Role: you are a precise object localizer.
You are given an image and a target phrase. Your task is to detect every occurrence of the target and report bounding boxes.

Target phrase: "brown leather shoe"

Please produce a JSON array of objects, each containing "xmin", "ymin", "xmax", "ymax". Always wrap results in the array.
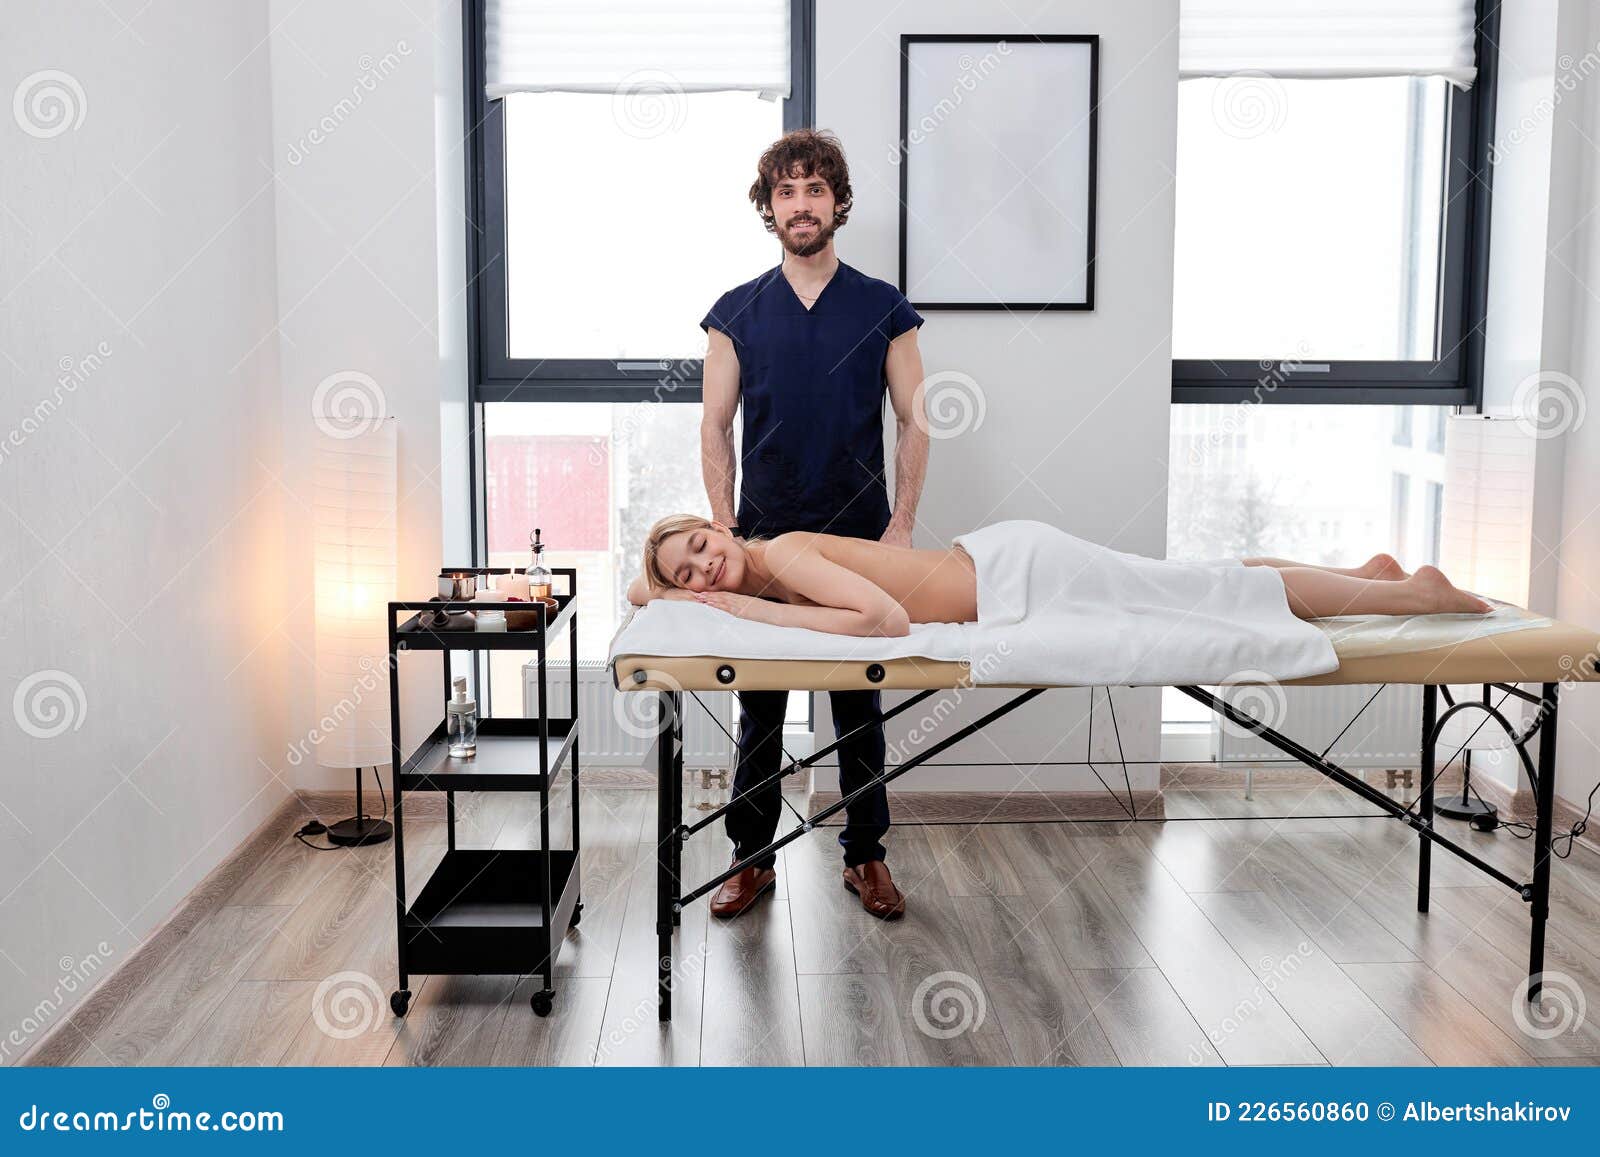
[
  {"xmin": 843, "ymin": 861, "xmax": 906, "ymax": 920},
  {"xmin": 709, "ymin": 859, "xmax": 777, "ymax": 919}
]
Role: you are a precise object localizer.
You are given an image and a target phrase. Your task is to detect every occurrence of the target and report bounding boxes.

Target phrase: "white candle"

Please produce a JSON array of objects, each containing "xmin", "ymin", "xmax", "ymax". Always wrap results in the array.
[{"xmin": 494, "ymin": 572, "xmax": 532, "ymax": 600}]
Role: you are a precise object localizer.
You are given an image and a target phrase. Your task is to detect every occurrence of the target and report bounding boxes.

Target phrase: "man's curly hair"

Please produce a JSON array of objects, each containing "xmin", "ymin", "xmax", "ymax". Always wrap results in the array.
[{"xmin": 748, "ymin": 128, "xmax": 853, "ymax": 234}]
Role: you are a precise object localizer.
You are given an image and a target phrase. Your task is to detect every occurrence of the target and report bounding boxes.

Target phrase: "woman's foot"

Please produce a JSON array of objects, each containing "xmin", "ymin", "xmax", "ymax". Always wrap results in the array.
[
  {"xmin": 1360, "ymin": 553, "xmax": 1409, "ymax": 581},
  {"xmin": 1410, "ymin": 565, "xmax": 1492, "ymax": 614}
]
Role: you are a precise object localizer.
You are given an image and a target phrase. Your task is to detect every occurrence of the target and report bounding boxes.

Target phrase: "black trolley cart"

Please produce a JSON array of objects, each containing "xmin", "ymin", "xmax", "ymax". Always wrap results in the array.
[{"xmin": 384, "ymin": 567, "xmax": 580, "ymax": 1018}]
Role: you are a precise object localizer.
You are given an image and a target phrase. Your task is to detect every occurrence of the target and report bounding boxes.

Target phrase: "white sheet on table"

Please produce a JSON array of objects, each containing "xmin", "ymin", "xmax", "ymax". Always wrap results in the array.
[{"xmin": 950, "ymin": 520, "xmax": 1338, "ymax": 685}]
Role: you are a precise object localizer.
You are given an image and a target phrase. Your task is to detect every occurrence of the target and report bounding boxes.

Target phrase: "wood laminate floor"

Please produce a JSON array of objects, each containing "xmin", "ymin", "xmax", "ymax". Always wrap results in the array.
[{"xmin": 37, "ymin": 781, "xmax": 1600, "ymax": 1067}]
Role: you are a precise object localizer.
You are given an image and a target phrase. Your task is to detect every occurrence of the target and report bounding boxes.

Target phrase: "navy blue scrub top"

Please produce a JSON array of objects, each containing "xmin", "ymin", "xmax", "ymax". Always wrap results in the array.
[{"xmin": 700, "ymin": 261, "xmax": 923, "ymax": 540}]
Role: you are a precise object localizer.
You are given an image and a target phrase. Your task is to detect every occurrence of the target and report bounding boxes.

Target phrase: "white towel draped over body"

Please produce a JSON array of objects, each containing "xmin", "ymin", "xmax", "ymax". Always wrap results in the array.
[
  {"xmin": 951, "ymin": 520, "xmax": 1338, "ymax": 686},
  {"xmin": 609, "ymin": 519, "xmax": 1341, "ymax": 686}
]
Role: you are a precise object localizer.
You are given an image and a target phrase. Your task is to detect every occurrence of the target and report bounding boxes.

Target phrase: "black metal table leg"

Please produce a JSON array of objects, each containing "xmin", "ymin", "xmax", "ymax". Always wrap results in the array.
[
  {"xmin": 389, "ymin": 629, "xmax": 410, "ymax": 1016},
  {"xmin": 1527, "ymin": 683, "xmax": 1559, "ymax": 1001},
  {"xmin": 570, "ymin": 617, "xmax": 581, "ymax": 866},
  {"xmin": 656, "ymin": 689, "xmax": 680, "ymax": 1021},
  {"xmin": 671, "ymin": 703, "xmax": 683, "ymax": 927},
  {"xmin": 1418, "ymin": 684, "xmax": 1437, "ymax": 912}
]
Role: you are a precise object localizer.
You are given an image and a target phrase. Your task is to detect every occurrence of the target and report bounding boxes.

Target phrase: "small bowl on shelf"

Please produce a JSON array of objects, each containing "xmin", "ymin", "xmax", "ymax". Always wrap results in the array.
[{"xmin": 504, "ymin": 595, "xmax": 559, "ymax": 630}]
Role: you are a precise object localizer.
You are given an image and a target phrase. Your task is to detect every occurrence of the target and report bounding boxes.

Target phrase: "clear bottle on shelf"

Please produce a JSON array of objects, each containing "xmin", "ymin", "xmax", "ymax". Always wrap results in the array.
[
  {"xmin": 446, "ymin": 674, "xmax": 478, "ymax": 758},
  {"xmin": 527, "ymin": 527, "xmax": 552, "ymax": 600}
]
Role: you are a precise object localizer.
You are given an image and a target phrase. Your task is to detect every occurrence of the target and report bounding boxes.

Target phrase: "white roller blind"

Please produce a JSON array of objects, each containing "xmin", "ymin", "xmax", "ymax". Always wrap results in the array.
[
  {"xmin": 485, "ymin": 0, "xmax": 790, "ymax": 100},
  {"xmin": 1179, "ymin": 0, "xmax": 1478, "ymax": 88}
]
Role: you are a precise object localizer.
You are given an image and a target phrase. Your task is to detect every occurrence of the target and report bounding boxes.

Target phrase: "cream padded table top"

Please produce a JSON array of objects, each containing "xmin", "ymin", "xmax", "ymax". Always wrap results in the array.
[{"xmin": 611, "ymin": 605, "xmax": 1600, "ymax": 692}]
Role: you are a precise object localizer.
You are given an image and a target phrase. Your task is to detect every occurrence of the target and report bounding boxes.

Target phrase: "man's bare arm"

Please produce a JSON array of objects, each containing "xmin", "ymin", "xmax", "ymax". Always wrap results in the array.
[
  {"xmin": 883, "ymin": 327, "xmax": 929, "ymax": 546},
  {"xmin": 701, "ymin": 328, "xmax": 741, "ymax": 528}
]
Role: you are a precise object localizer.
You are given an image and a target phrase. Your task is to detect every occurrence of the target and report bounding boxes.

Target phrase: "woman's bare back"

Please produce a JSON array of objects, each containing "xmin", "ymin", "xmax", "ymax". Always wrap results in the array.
[{"xmin": 753, "ymin": 533, "xmax": 978, "ymax": 624}]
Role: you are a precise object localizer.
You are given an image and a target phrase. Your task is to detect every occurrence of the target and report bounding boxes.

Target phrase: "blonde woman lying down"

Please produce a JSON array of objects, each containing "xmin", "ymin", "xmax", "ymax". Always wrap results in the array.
[{"xmin": 627, "ymin": 514, "xmax": 1491, "ymax": 639}]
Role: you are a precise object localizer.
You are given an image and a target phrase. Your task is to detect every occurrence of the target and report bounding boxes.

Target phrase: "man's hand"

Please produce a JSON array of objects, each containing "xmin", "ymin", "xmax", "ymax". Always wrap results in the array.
[{"xmin": 879, "ymin": 522, "xmax": 913, "ymax": 548}]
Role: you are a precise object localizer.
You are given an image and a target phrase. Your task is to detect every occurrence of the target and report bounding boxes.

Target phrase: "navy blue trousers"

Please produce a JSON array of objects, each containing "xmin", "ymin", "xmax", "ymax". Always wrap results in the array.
[{"xmin": 725, "ymin": 688, "xmax": 890, "ymax": 868}]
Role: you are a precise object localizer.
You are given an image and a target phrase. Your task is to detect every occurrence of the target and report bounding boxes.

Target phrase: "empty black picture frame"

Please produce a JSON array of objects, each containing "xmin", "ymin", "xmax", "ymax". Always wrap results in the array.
[{"xmin": 898, "ymin": 34, "xmax": 1099, "ymax": 311}]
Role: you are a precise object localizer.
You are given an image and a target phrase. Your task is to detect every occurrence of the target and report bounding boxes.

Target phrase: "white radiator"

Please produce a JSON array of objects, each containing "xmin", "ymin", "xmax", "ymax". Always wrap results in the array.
[
  {"xmin": 523, "ymin": 661, "xmax": 737, "ymax": 771},
  {"xmin": 1214, "ymin": 683, "xmax": 1422, "ymax": 769}
]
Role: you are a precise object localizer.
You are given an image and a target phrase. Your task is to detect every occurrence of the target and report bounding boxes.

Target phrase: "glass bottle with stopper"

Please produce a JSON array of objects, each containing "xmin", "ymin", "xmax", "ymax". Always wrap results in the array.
[{"xmin": 527, "ymin": 527, "xmax": 552, "ymax": 599}]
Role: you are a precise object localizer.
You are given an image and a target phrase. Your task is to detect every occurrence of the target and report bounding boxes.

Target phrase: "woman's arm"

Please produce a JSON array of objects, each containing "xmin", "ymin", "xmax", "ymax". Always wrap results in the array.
[
  {"xmin": 626, "ymin": 573, "xmax": 696, "ymax": 607},
  {"xmin": 698, "ymin": 534, "xmax": 910, "ymax": 637}
]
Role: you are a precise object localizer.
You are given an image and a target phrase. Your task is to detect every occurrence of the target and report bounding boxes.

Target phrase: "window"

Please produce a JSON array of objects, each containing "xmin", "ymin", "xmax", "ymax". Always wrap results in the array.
[
  {"xmin": 465, "ymin": 0, "xmax": 813, "ymax": 400},
  {"xmin": 481, "ymin": 400, "xmax": 811, "ymax": 726},
  {"xmin": 1426, "ymin": 406, "xmax": 1447, "ymax": 452},
  {"xmin": 502, "ymin": 91, "xmax": 783, "ymax": 362},
  {"xmin": 482, "ymin": 400, "xmax": 702, "ymax": 665},
  {"xmin": 1391, "ymin": 473, "xmax": 1411, "ymax": 560},
  {"xmin": 465, "ymin": 1, "xmax": 815, "ymax": 709},
  {"xmin": 1172, "ymin": 2, "xmax": 1498, "ymax": 405},
  {"xmin": 1393, "ymin": 405, "xmax": 1414, "ymax": 447},
  {"xmin": 1425, "ymin": 480, "xmax": 1445, "ymax": 566},
  {"xmin": 1168, "ymin": 405, "xmax": 1446, "ymax": 572}
]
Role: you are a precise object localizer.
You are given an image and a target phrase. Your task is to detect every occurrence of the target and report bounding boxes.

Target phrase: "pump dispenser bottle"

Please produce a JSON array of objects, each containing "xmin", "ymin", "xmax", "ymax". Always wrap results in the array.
[{"xmin": 446, "ymin": 675, "xmax": 478, "ymax": 758}]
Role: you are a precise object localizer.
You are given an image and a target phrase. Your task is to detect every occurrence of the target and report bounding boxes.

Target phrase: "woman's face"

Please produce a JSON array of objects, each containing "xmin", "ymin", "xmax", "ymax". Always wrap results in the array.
[{"xmin": 657, "ymin": 525, "xmax": 745, "ymax": 593}]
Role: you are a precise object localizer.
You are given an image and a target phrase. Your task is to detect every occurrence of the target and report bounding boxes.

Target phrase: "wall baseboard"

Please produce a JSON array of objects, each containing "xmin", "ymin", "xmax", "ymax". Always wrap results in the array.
[{"xmin": 1162, "ymin": 761, "xmax": 1467, "ymax": 793}]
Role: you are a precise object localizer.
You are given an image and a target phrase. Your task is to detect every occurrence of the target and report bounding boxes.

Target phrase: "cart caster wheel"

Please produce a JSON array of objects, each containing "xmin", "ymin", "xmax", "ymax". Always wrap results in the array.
[
  {"xmin": 390, "ymin": 990, "xmax": 411, "ymax": 1017},
  {"xmin": 569, "ymin": 902, "xmax": 583, "ymax": 928},
  {"xmin": 530, "ymin": 989, "xmax": 555, "ymax": 1017}
]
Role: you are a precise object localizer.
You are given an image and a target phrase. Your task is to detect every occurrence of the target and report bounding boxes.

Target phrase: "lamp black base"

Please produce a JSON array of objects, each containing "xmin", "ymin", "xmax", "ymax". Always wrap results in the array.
[
  {"xmin": 326, "ymin": 816, "xmax": 394, "ymax": 847},
  {"xmin": 1435, "ymin": 796, "xmax": 1497, "ymax": 823}
]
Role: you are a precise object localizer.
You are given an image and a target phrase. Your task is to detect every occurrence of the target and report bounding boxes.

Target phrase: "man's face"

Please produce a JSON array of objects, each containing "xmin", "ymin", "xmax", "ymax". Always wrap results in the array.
[{"xmin": 770, "ymin": 167, "xmax": 837, "ymax": 256}]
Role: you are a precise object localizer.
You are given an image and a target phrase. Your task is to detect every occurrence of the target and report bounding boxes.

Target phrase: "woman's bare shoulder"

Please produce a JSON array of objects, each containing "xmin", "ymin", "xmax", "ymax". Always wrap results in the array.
[{"xmin": 763, "ymin": 530, "xmax": 825, "ymax": 556}]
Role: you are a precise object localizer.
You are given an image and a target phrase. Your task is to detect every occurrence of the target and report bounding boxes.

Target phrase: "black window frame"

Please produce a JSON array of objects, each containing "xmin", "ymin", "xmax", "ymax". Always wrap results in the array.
[
  {"xmin": 462, "ymin": 0, "xmax": 815, "ymax": 405},
  {"xmin": 1171, "ymin": 0, "xmax": 1500, "ymax": 407}
]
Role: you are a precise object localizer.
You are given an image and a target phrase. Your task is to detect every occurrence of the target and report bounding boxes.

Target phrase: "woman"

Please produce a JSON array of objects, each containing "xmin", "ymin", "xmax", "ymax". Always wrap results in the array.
[{"xmin": 629, "ymin": 514, "xmax": 1491, "ymax": 638}]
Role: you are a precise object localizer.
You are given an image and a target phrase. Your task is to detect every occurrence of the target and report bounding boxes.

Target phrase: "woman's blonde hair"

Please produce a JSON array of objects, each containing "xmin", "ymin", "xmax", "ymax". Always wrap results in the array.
[{"xmin": 641, "ymin": 514, "xmax": 718, "ymax": 591}]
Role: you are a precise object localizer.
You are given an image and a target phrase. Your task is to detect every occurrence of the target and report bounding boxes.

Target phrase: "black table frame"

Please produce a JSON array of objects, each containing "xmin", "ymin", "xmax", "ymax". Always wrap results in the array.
[{"xmin": 643, "ymin": 675, "xmax": 1565, "ymax": 1022}]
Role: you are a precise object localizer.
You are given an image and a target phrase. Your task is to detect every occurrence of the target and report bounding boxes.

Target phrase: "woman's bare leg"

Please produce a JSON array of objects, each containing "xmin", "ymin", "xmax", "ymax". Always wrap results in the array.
[
  {"xmin": 1277, "ymin": 565, "xmax": 1490, "ymax": 620},
  {"xmin": 1243, "ymin": 553, "xmax": 1408, "ymax": 580}
]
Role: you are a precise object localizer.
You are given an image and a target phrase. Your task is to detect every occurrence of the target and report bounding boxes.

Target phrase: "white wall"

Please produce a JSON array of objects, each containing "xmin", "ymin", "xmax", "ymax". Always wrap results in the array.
[
  {"xmin": 1542, "ymin": 0, "xmax": 1600, "ymax": 812},
  {"xmin": 0, "ymin": 2, "xmax": 287, "ymax": 1058},
  {"xmin": 812, "ymin": 0, "xmax": 1179, "ymax": 790},
  {"xmin": 1473, "ymin": 0, "xmax": 1600, "ymax": 804},
  {"xmin": 266, "ymin": 0, "xmax": 471, "ymax": 791}
]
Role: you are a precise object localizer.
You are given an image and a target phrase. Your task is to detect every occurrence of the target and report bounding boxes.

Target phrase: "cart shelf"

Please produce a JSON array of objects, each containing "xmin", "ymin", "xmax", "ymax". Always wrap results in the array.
[
  {"xmin": 393, "ymin": 593, "xmax": 576, "ymax": 651},
  {"xmin": 402, "ymin": 848, "xmax": 581, "ymax": 976},
  {"xmin": 399, "ymin": 717, "xmax": 576, "ymax": 792}
]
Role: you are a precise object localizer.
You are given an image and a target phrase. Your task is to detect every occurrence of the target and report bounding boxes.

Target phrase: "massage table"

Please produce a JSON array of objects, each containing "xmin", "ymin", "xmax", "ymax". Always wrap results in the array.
[{"xmin": 611, "ymin": 608, "xmax": 1600, "ymax": 1022}]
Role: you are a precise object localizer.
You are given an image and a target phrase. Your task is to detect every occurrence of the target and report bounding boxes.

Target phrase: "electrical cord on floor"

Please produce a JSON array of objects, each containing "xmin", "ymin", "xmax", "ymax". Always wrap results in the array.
[
  {"xmin": 292, "ymin": 766, "xmax": 393, "ymax": 852},
  {"xmin": 294, "ymin": 819, "xmax": 342, "ymax": 852},
  {"xmin": 1549, "ymin": 780, "xmax": 1597, "ymax": 858},
  {"xmin": 1449, "ymin": 775, "xmax": 1600, "ymax": 861}
]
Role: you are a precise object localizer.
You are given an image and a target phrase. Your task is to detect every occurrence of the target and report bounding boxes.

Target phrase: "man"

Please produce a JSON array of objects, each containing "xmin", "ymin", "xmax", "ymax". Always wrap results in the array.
[{"xmin": 697, "ymin": 128, "xmax": 929, "ymax": 920}]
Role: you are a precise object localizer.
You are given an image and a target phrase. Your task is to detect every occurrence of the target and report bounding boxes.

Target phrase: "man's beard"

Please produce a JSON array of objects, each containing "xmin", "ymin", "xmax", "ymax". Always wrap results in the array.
[{"xmin": 778, "ymin": 215, "xmax": 836, "ymax": 257}]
